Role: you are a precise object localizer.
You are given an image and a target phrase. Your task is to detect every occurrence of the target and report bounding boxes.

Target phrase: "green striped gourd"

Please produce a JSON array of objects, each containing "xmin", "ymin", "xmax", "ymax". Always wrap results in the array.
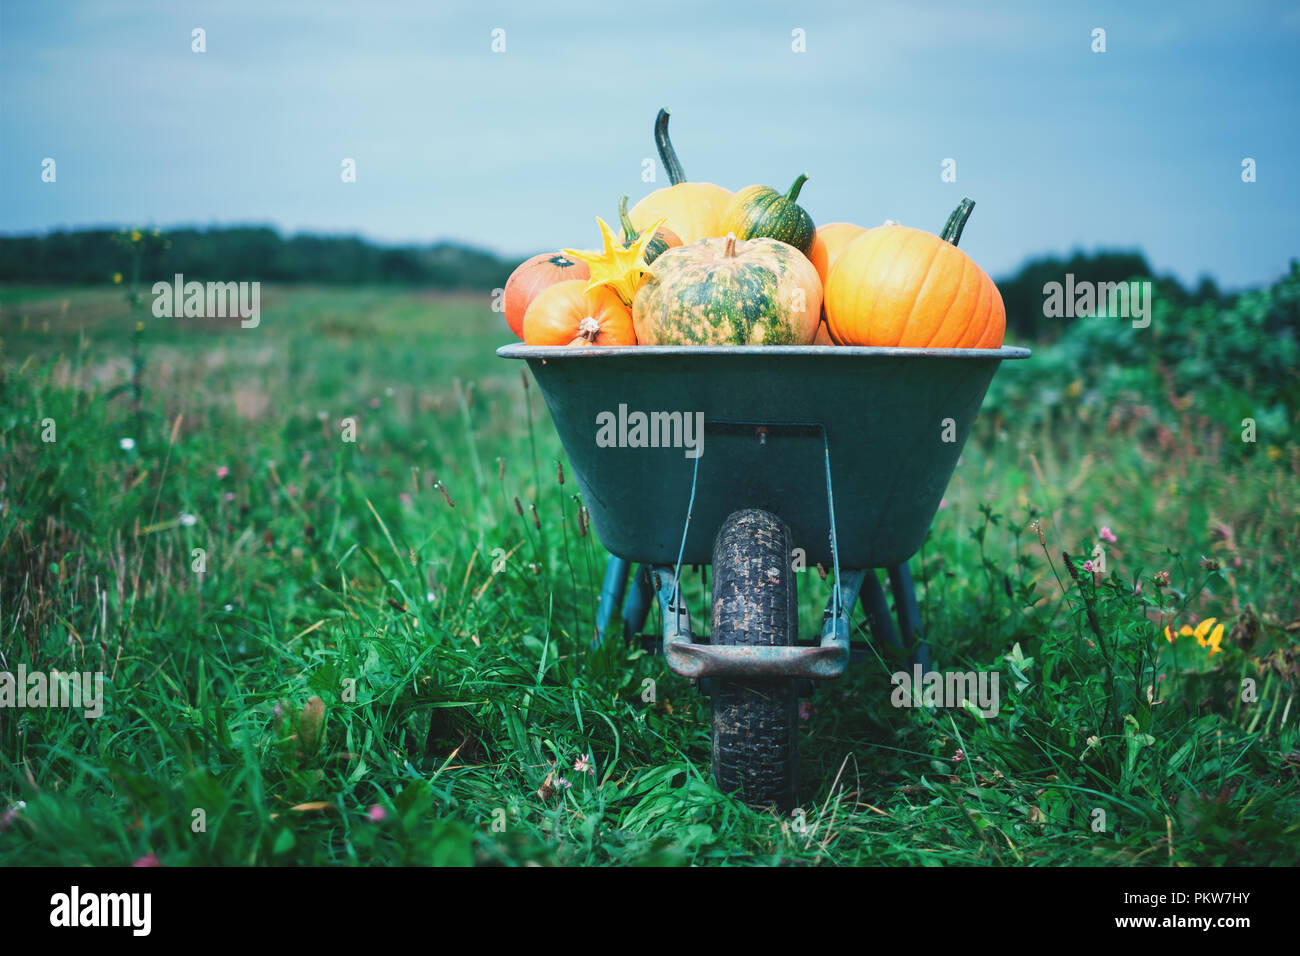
[{"xmin": 719, "ymin": 175, "xmax": 816, "ymax": 255}]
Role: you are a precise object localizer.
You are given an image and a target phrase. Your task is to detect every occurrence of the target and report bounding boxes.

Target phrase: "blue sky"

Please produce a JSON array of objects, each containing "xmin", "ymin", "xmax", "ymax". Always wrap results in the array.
[{"xmin": 2, "ymin": 0, "xmax": 1298, "ymax": 288}]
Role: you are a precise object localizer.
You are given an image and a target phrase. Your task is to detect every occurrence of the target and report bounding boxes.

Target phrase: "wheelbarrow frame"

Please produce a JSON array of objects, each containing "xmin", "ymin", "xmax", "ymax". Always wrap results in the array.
[{"xmin": 499, "ymin": 343, "xmax": 1030, "ymax": 680}]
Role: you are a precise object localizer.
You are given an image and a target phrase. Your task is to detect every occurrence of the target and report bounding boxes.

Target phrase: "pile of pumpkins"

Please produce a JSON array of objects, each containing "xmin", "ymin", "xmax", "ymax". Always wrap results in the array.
[{"xmin": 504, "ymin": 110, "xmax": 1005, "ymax": 350}]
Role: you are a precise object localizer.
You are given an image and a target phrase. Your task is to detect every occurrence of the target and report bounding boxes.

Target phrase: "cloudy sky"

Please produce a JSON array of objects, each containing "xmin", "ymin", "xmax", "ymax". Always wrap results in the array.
[{"xmin": 3, "ymin": 0, "xmax": 1298, "ymax": 288}]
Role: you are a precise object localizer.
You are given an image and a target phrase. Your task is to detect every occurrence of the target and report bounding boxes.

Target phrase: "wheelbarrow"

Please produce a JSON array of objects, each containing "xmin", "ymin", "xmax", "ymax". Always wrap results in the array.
[{"xmin": 498, "ymin": 342, "xmax": 1030, "ymax": 810}]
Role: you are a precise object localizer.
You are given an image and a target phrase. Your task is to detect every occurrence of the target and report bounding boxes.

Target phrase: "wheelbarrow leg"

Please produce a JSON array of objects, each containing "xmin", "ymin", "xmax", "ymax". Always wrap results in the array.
[
  {"xmin": 593, "ymin": 556, "xmax": 630, "ymax": 648},
  {"xmin": 860, "ymin": 567, "xmax": 929, "ymax": 669},
  {"xmin": 622, "ymin": 564, "xmax": 654, "ymax": 649},
  {"xmin": 888, "ymin": 562, "xmax": 930, "ymax": 670},
  {"xmin": 860, "ymin": 570, "xmax": 902, "ymax": 655}
]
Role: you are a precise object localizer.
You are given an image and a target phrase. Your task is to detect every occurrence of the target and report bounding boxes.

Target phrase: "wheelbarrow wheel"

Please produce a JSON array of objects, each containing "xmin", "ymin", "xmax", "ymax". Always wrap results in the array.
[{"xmin": 709, "ymin": 508, "xmax": 799, "ymax": 812}]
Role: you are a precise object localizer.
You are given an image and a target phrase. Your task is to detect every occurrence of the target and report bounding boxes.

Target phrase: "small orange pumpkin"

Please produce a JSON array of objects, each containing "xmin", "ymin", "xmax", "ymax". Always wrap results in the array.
[
  {"xmin": 522, "ymin": 280, "xmax": 636, "ymax": 346},
  {"xmin": 504, "ymin": 253, "xmax": 590, "ymax": 338},
  {"xmin": 824, "ymin": 200, "xmax": 1005, "ymax": 348}
]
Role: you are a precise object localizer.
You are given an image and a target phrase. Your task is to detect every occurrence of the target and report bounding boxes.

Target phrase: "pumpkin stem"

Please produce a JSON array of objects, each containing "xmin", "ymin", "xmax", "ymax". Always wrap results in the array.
[
  {"xmin": 940, "ymin": 198, "xmax": 975, "ymax": 246},
  {"xmin": 785, "ymin": 174, "xmax": 809, "ymax": 202},
  {"xmin": 576, "ymin": 316, "xmax": 601, "ymax": 343},
  {"xmin": 617, "ymin": 195, "xmax": 640, "ymax": 242},
  {"xmin": 655, "ymin": 108, "xmax": 687, "ymax": 186},
  {"xmin": 724, "ymin": 233, "xmax": 737, "ymax": 258}
]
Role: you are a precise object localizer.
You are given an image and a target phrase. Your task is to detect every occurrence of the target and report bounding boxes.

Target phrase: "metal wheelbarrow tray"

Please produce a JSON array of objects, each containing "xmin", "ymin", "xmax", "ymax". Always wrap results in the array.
[{"xmin": 498, "ymin": 342, "xmax": 1030, "ymax": 809}]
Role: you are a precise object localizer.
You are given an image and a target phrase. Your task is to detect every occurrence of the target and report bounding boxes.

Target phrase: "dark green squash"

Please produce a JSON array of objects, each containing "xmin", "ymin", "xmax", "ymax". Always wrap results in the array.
[
  {"xmin": 720, "ymin": 174, "xmax": 816, "ymax": 255},
  {"xmin": 617, "ymin": 195, "xmax": 681, "ymax": 265}
]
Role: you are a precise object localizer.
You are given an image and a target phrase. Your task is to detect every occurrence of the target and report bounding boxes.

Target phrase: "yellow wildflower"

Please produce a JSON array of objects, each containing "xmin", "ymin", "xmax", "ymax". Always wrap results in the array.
[
  {"xmin": 112, "ymin": 272, "xmax": 123, "ymax": 285},
  {"xmin": 1168, "ymin": 617, "xmax": 1226, "ymax": 656},
  {"xmin": 1193, "ymin": 618, "xmax": 1225, "ymax": 656}
]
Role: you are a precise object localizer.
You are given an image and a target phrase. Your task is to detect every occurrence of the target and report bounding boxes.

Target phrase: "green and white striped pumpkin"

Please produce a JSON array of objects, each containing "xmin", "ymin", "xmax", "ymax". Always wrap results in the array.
[
  {"xmin": 719, "ymin": 175, "xmax": 816, "ymax": 254},
  {"xmin": 632, "ymin": 235, "xmax": 822, "ymax": 345}
]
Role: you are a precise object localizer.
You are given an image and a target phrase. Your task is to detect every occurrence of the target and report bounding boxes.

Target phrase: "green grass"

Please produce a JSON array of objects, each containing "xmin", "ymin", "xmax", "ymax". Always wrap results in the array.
[{"xmin": 1, "ymin": 284, "xmax": 1298, "ymax": 865}]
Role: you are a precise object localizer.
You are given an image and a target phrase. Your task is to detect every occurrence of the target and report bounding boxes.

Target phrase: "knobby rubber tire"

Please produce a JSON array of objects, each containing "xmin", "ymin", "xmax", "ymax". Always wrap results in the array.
[{"xmin": 709, "ymin": 509, "xmax": 799, "ymax": 811}]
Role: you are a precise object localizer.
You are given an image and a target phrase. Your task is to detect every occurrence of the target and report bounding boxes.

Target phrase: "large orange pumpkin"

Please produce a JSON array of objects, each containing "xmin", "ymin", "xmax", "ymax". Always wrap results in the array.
[
  {"xmin": 522, "ymin": 280, "xmax": 636, "ymax": 347},
  {"xmin": 628, "ymin": 110, "xmax": 732, "ymax": 245},
  {"xmin": 808, "ymin": 222, "xmax": 867, "ymax": 287},
  {"xmin": 504, "ymin": 253, "xmax": 590, "ymax": 338},
  {"xmin": 824, "ymin": 202, "xmax": 1004, "ymax": 348}
]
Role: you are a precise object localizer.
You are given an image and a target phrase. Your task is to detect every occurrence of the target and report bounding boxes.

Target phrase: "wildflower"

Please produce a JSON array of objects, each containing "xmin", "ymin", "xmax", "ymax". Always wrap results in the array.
[
  {"xmin": 1166, "ymin": 617, "xmax": 1226, "ymax": 657},
  {"xmin": 798, "ymin": 701, "xmax": 816, "ymax": 722},
  {"xmin": 573, "ymin": 754, "xmax": 593, "ymax": 775},
  {"xmin": 952, "ymin": 749, "xmax": 966, "ymax": 765},
  {"xmin": 1082, "ymin": 560, "xmax": 1096, "ymax": 573},
  {"xmin": 1099, "ymin": 526, "xmax": 1117, "ymax": 543},
  {"xmin": 1192, "ymin": 618, "xmax": 1225, "ymax": 656},
  {"xmin": 216, "ymin": 465, "xmax": 229, "ymax": 479},
  {"xmin": 399, "ymin": 492, "xmax": 413, "ymax": 507},
  {"xmin": 119, "ymin": 437, "xmax": 136, "ymax": 451},
  {"xmin": 223, "ymin": 492, "xmax": 235, "ymax": 502},
  {"xmin": 1199, "ymin": 555, "xmax": 1221, "ymax": 572},
  {"xmin": 1153, "ymin": 570, "xmax": 1171, "ymax": 587},
  {"xmin": 131, "ymin": 852, "xmax": 162, "ymax": 867},
  {"xmin": 112, "ymin": 272, "xmax": 123, "ymax": 285},
  {"xmin": 554, "ymin": 776, "xmax": 572, "ymax": 791},
  {"xmin": 369, "ymin": 397, "xmax": 380, "ymax": 409},
  {"xmin": 316, "ymin": 410, "xmax": 329, "ymax": 421},
  {"xmin": 0, "ymin": 801, "xmax": 26, "ymax": 831},
  {"xmin": 367, "ymin": 805, "xmax": 387, "ymax": 823},
  {"xmin": 537, "ymin": 772, "xmax": 556, "ymax": 799},
  {"xmin": 179, "ymin": 513, "xmax": 197, "ymax": 527},
  {"xmin": 130, "ymin": 229, "xmax": 142, "ymax": 243}
]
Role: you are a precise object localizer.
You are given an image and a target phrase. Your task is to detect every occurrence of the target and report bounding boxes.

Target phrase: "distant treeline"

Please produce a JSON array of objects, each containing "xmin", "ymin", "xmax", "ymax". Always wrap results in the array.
[
  {"xmin": 0, "ymin": 226, "xmax": 1231, "ymax": 340},
  {"xmin": 0, "ymin": 227, "xmax": 518, "ymax": 291}
]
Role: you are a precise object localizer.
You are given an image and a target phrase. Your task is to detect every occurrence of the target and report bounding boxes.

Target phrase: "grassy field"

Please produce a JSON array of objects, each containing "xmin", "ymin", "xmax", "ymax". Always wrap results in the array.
[{"xmin": 1, "ymin": 283, "xmax": 1298, "ymax": 865}]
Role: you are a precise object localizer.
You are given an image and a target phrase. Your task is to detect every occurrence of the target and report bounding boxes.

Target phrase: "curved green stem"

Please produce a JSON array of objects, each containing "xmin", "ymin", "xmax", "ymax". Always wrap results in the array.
[
  {"xmin": 941, "ymin": 198, "xmax": 975, "ymax": 246},
  {"xmin": 654, "ymin": 108, "xmax": 687, "ymax": 185},
  {"xmin": 617, "ymin": 195, "xmax": 639, "ymax": 241},
  {"xmin": 785, "ymin": 174, "xmax": 809, "ymax": 202}
]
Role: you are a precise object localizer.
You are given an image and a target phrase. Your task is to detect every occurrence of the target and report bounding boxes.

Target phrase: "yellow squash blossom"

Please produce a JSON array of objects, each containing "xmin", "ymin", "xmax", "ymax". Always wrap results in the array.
[{"xmin": 563, "ymin": 216, "xmax": 666, "ymax": 307}]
